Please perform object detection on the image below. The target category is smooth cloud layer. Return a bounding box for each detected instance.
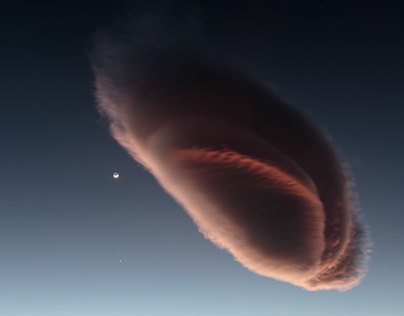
[91,14,369,291]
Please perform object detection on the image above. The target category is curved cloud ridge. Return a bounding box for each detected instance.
[92,22,369,291]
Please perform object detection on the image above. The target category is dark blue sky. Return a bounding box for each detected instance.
[1,1,403,315]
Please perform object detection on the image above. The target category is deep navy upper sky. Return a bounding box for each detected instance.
[1,1,403,315]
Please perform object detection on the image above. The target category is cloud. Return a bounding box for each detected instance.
[91,11,370,291]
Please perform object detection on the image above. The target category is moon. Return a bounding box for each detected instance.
[113,172,119,179]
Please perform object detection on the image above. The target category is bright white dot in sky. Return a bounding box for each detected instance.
[119,259,122,263]
[113,172,119,179]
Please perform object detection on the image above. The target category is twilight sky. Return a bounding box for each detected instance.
[1,1,403,315]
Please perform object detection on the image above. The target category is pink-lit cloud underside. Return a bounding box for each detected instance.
[92,30,369,290]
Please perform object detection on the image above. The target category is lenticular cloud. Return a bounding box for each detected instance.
[91,19,369,291]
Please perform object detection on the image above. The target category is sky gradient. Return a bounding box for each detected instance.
[1,1,403,315]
